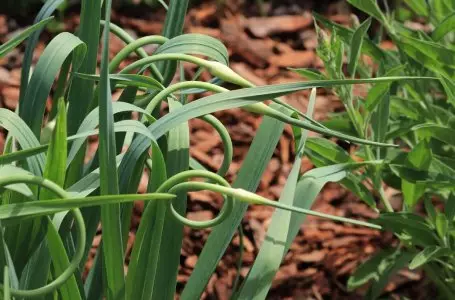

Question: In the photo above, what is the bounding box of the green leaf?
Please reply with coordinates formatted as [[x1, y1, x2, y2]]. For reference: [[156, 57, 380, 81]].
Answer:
[[125, 143, 167, 300], [435, 213, 449, 238], [0, 109, 44, 176], [432, 12, 455, 41], [304, 139, 376, 209], [402, 140, 432, 208], [181, 103, 288, 300], [0, 193, 173, 222], [397, 35, 455, 78], [371, 91, 390, 159], [401, 35, 455, 67], [158, 0, 190, 85], [73, 73, 164, 91], [365, 65, 405, 112], [348, 249, 414, 299], [348, 17, 372, 77], [65, 0, 102, 188], [0, 17, 53, 58], [347, 0, 388, 25], [67, 102, 154, 165], [30, 98, 74, 299], [305, 137, 352, 163], [445, 193, 455, 221], [404, 0, 429, 17], [98, 1, 125, 298], [373, 213, 438, 247], [155, 34, 229, 66], [0, 166, 34, 199], [236, 88, 317, 299], [313, 12, 388, 63], [409, 246, 451, 270], [19, 0, 65, 105], [439, 75, 455, 107], [19, 32, 86, 138], [390, 164, 454, 187], [66, 0, 102, 134], [413, 123, 455, 146], [152, 99, 190, 299], [288, 68, 326, 80], [40, 98, 67, 200]]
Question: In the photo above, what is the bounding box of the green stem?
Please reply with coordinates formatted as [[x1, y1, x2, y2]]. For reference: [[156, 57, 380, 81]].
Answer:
[[162, 177, 382, 230], [100, 20, 165, 81], [109, 35, 168, 73]]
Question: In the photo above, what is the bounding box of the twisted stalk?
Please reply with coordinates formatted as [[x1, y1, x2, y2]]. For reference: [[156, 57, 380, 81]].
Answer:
[[0, 176, 85, 298], [154, 170, 382, 230]]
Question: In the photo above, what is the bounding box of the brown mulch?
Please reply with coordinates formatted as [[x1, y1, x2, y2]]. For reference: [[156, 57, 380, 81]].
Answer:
[[0, 1, 435, 299]]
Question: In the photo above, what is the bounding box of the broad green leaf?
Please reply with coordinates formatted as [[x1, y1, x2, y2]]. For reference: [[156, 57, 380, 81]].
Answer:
[[348, 249, 414, 299], [397, 36, 455, 78], [413, 123, 455, 146], [400, 35, 455, 67], [409, 246, 451, 269], [46, 221, 81, 300], [373, 213, 438, 246], [402, 140, 432, 208], [390, 164, 454, 188]]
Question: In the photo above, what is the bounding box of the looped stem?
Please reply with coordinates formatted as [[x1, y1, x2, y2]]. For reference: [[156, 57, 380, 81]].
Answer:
[[0, 176, 86, 298], [157, 170, 234, 229], [197, 114, 233, 178]]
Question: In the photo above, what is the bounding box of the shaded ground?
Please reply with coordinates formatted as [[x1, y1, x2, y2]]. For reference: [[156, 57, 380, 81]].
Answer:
[[0, 1, 436, 299]]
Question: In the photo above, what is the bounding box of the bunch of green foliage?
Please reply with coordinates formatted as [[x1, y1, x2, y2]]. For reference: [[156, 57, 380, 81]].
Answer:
[[291, 0, 454, 298], [0, 0, 450, 299]]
